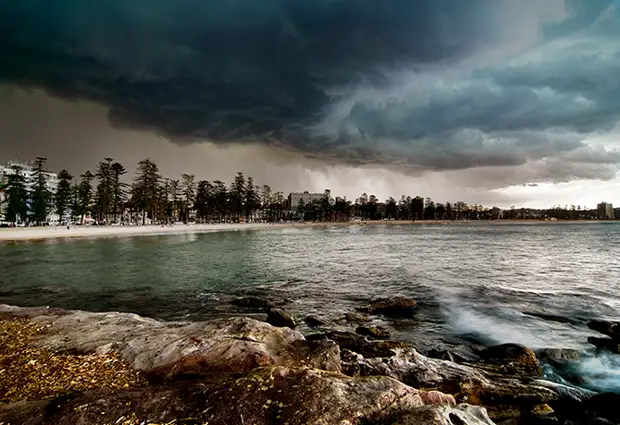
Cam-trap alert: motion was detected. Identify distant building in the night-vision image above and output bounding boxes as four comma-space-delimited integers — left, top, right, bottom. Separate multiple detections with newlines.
597, 202, 614, 220
0, 160, 60, 223
288, 189, 331, 211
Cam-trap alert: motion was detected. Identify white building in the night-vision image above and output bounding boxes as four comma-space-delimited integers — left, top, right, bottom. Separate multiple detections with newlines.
0, 160, 60, 223
288, 190, 331, 211
597, 202, 614, 220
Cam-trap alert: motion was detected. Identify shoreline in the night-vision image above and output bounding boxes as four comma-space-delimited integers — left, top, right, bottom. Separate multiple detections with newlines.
0, 219, 617, 242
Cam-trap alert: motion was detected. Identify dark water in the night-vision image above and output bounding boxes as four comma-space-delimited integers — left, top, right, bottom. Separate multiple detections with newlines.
2, 223, 620, 392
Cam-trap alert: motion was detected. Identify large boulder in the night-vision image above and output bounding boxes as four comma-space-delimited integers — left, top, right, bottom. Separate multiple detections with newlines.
0, 366, 466, 425
361, 297, 417, 317
0, 305, 317, 379
479, 343, 541, 376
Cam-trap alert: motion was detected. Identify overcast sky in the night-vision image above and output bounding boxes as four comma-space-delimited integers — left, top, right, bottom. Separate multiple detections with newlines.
1, 0, 619, 209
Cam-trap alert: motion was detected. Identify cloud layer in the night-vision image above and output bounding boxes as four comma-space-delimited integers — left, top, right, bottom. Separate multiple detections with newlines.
1, 0, 619, 182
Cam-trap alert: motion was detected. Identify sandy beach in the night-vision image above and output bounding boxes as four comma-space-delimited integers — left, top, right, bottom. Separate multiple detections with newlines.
0, 219, 615, 241
0, 222, 282, 241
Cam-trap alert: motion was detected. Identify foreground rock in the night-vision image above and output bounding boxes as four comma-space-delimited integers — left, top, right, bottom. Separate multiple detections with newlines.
1, 305, 611, 425
360, 296, 417, 316
0, 305, 317, 379
0, 366, 495, 425
342, 348, 557, 422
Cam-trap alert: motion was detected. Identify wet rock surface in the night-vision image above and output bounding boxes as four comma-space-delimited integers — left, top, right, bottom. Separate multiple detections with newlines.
308, 330, 410, 358
478, 343, 542, 376
535, 348, 580, 364
230, 296, 276, 309
587, 320, 620, 341
356, 324, 391, 339
345, 312, 372, 323
360, 296, 418, 317
586, 320, 620, 354
305, 314, 328, 327
266, 308, 297, 329
586, 336, 620, 353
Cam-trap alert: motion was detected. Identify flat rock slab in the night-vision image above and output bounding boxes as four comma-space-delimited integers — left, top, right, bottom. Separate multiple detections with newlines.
0, 305, 337, 379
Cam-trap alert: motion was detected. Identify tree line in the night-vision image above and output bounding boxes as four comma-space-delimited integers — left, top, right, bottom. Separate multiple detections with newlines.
1, 157, 614, 225
1, 158, 291, 225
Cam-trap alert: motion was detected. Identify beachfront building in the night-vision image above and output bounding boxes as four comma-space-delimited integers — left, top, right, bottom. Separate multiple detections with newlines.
597, 202, 614, 220
0, 160, 60, 224
288, 190, 331, 211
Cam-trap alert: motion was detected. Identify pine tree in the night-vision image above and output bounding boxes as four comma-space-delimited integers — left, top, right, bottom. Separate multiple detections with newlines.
55, 169, 73, 223
70, 184, 80, 223
111, 162, 127, 223
230, 172, 246, 221
4, 165, 29, 224
213, 180, 228, 222
244, 177, 259, 222
94, 158, 114, 223
131, 159, 161, 225
262, 185, 272, 221
168, 179, 180, 222
195, 180, 213, 223
31, 157, 52, 225
76, 170, 94, 224
181, 174, 196, 223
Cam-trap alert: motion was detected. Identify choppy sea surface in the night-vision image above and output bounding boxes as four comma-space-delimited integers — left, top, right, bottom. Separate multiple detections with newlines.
1, 223, 620, 392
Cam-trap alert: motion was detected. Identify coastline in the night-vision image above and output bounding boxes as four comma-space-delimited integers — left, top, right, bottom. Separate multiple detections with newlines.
0, 302, 614, 425
0, 219, 617, 242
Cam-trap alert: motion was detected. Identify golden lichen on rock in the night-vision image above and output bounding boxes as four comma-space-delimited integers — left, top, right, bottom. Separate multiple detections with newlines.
0, 318, 146, 403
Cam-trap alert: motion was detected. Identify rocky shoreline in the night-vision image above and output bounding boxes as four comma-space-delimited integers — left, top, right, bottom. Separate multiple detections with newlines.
0, 299, 618, 425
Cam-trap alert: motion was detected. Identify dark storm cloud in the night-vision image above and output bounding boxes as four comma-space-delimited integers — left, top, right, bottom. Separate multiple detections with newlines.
1, 0, 618, 173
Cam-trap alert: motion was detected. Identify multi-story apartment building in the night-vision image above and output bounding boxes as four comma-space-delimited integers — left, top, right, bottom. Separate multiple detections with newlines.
288, 189, 331, 211
0, 160, 60, 223
597, 202, 614, 220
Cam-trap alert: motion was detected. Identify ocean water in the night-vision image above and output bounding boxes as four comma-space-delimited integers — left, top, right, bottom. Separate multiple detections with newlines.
1, 223, 620, 392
